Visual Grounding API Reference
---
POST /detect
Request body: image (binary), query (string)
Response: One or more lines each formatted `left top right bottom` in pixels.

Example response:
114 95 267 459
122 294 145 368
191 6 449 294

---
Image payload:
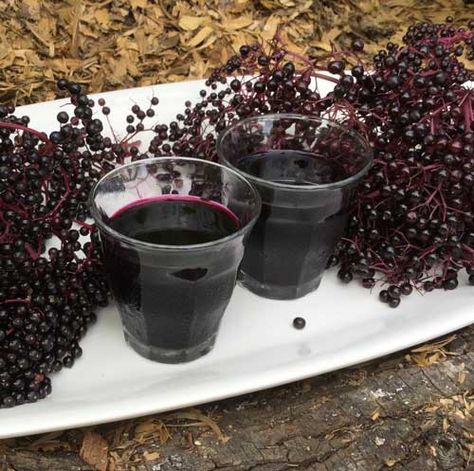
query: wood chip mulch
0 0 472 105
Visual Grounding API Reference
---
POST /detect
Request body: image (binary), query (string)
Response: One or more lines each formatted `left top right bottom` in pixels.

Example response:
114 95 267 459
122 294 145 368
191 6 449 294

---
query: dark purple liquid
237 149 347 185
236 150 350 299
102 197 240 361
110 196 239 245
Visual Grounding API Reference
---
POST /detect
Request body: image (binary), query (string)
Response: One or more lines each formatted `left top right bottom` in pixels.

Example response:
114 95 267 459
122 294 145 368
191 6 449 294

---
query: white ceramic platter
1 79 473 439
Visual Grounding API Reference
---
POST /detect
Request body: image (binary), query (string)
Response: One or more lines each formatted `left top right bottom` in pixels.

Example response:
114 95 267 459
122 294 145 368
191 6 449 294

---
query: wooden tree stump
2 325 474 471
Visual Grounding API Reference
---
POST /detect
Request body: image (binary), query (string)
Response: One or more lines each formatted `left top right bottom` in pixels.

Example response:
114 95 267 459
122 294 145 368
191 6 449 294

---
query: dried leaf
70 2 84 58
27 431 71 452
95 9 111 27
225 16 254 30
187 26 214 48
134 418 172 444
443 417 450 432
409 351 443 367
440 398 454 407
165 408 230 443
0 0 470 105
28 430 65 448
134 29 147 56
358 0 379 14
179 15 206 31
144 451 160 461
108 451 121 471
128 0 148 9
411 335 456 353
371 408 381 421
259 0 275 9
80 431 109 471
19 0 40 18
261 14 280 41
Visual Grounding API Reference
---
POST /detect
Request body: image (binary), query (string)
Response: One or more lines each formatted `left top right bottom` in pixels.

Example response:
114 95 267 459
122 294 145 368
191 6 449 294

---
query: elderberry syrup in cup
89 157 260 363
217 114 372 300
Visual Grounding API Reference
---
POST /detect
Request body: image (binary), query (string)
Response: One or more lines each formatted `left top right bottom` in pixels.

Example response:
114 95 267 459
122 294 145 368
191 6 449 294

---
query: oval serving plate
1 79 473 439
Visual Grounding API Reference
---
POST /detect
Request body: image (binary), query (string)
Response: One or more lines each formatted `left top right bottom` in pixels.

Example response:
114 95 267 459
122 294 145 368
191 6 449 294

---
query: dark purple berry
293 317 306 330
379 290 390 303
388 297 400 308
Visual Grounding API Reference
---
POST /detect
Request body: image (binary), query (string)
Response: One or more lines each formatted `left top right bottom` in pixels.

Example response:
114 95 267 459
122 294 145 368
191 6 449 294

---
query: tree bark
2 325 474 471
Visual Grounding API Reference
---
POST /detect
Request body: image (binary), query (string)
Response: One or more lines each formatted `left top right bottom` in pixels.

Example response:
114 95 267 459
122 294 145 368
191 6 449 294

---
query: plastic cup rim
88 156 262 251
216 113 373 192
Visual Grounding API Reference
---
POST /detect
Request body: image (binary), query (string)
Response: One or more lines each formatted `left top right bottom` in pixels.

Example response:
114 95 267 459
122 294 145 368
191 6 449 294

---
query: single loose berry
293 317 306 330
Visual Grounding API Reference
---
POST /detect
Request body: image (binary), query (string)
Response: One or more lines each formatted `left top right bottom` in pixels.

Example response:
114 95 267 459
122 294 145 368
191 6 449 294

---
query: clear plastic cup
89 157 261 363
217 114 372 300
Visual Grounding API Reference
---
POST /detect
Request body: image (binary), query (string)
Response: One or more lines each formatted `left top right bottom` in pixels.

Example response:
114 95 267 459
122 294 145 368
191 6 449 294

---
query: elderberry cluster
0 80 109 408
0 77 163 408
146 43 327 161
329 20 474 303
147 19 474 306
